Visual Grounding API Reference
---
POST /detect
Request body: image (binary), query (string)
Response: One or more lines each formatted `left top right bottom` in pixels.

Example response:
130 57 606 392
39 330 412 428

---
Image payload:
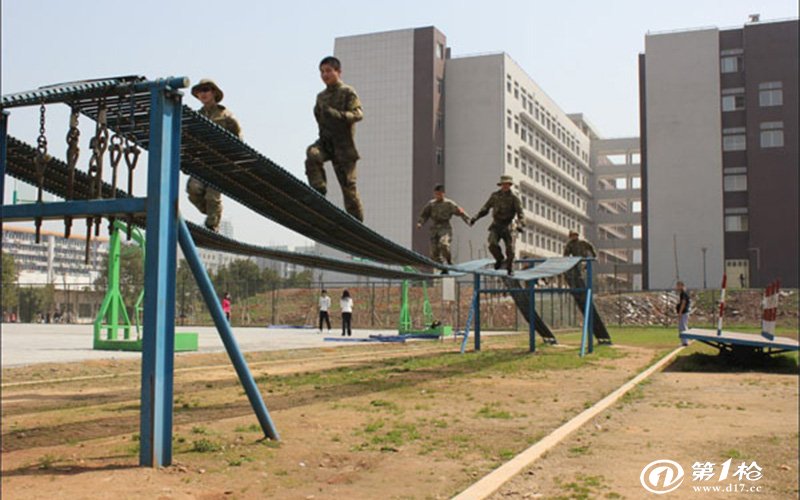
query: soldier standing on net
305 56 365 221
416 184 471 274
470 175 525 276
188 79 242 232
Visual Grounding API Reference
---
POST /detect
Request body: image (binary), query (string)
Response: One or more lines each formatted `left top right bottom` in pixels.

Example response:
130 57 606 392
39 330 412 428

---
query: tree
1 252 19 314
94 242 144 311
16 284 55 322
285 270 313 288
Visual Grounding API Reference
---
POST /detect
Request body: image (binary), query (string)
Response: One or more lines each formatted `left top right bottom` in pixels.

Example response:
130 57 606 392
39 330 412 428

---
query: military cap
191 79 224 103
433 184 445 192
497 174 514 186
568 230 579 237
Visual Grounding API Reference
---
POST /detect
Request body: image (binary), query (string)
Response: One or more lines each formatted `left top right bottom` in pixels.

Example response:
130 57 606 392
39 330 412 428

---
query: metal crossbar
3 136 438 280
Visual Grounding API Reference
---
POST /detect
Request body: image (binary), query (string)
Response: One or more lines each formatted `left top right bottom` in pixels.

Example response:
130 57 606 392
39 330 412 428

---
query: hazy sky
3 0 797 248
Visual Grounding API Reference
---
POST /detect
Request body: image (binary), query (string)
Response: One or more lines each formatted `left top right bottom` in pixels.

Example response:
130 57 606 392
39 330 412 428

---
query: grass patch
190 438 221 453
477 403 512 419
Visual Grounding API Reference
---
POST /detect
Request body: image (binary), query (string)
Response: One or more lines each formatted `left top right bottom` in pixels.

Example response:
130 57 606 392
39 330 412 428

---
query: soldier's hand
325 106 343 120
516 225 525 233
416 223 422 229
469 217 476 226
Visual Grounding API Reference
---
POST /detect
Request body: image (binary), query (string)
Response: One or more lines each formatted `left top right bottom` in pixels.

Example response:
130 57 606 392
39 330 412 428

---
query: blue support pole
529 279 537 353
139 82 183 467
587 259 594 354
1 111 8 217
177 218 280 440
473 273 481 352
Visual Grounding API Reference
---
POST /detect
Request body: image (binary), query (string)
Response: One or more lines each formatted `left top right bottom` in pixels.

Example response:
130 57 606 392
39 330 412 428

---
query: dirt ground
1 330 797 500
492 351 799 499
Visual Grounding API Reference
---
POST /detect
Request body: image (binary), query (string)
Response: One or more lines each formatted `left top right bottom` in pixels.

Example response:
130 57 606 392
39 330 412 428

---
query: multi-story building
640 18 798 289
2 225 108 285
577 126 643 291
445 53 593 263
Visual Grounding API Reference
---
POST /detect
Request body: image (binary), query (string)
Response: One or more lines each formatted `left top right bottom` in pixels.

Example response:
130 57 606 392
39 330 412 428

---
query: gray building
640 18 798 289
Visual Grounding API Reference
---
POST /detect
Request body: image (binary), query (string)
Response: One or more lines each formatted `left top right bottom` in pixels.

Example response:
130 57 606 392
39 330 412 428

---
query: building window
436 42 444 59
632 225 642 239
507 81 512 92
507 116 512 129
631 201 642 213
631 176 641 189
724 215 748 232
723 174 747 192
435 148 443 166
720 55 741 73
721 93 745 112
758 82 783 107
722 127 746 151
436 78 444 95
760 122 784 148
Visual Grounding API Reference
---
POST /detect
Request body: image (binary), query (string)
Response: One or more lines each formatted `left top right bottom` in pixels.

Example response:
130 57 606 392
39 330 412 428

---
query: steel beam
0 197 146 221
139 81 183 467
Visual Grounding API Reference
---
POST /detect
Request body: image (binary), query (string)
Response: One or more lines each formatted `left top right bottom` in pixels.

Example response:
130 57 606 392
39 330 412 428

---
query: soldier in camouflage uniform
305 56 365 221
188 79 242 232
470 175 525 275
563 230 596 286
416 184 471 272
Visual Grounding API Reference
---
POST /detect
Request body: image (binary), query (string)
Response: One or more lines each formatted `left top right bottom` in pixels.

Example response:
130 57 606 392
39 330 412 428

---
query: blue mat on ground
324 336 406 343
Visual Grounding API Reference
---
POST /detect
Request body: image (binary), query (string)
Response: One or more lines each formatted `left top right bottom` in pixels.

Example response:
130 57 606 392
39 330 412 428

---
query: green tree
2 252 19 314
285 270 313 288
17 284 55 322
214 259 264 300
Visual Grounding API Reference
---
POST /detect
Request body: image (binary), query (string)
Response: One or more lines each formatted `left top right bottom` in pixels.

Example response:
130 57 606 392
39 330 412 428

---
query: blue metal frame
1 198 146 221
470 258 596 356
177 217 279 440
139 80 183 467
0 111 7 211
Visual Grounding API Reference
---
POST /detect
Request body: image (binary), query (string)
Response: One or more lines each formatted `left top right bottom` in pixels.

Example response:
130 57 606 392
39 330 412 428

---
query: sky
2 0 797 249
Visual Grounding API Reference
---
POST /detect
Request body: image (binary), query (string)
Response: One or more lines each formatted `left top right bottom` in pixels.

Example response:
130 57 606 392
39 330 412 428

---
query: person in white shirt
340 289 353 337
318 289 332 334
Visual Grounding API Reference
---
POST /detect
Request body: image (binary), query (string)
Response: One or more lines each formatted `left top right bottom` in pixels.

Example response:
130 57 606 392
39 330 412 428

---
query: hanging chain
64 108 80 238
107 133 124 233
33 103 48 244
124 135 141 240
86 101 109 262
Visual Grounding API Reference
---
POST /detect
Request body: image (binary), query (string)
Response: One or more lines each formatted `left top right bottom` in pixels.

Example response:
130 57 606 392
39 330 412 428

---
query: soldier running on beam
416 184 471 274
305 56 365 222
470 175 525 276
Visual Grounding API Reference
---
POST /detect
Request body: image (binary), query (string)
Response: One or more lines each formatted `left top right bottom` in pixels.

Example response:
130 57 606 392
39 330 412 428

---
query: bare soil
492 348 799 499
3 332 659 499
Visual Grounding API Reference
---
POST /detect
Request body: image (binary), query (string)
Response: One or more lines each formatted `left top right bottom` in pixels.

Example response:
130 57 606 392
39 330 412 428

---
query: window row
722 122 785 151
507 147 588 211
506 73 586 161
520 185 584 233
721 82 783 111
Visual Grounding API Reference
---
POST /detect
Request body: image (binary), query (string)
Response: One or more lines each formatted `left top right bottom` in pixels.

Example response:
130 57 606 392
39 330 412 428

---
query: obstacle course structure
680 278 798 359
93 219 198 352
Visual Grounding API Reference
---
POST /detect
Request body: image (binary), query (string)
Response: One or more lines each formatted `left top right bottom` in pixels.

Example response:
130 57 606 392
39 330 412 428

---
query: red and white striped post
761 280 780 340
716 274 727 336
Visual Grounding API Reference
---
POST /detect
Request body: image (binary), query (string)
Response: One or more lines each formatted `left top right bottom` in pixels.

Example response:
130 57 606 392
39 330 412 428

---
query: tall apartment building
445 53 592 263
640 18 798 289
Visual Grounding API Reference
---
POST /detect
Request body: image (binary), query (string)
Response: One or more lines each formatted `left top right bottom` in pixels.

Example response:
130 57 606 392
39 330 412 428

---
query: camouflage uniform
187 103 242 231
305 81 364 221
472 190 525 271
417 198 471 265
563 237 596 287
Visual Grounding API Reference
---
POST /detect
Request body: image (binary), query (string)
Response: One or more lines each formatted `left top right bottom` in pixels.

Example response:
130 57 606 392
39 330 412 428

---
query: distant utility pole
701 247 708 289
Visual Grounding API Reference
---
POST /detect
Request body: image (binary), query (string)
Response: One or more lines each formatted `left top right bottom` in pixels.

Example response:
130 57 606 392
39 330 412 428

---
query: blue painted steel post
139 80 186 467
473 273 481 351
587 259 594 354
177 218 280 439
529 279 537 353
1 111 8 212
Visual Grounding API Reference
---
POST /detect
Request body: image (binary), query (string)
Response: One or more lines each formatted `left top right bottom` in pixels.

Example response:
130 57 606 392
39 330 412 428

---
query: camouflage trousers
186 177 222 231
305 142 364 222
487 224 515 270
429 227 453 265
